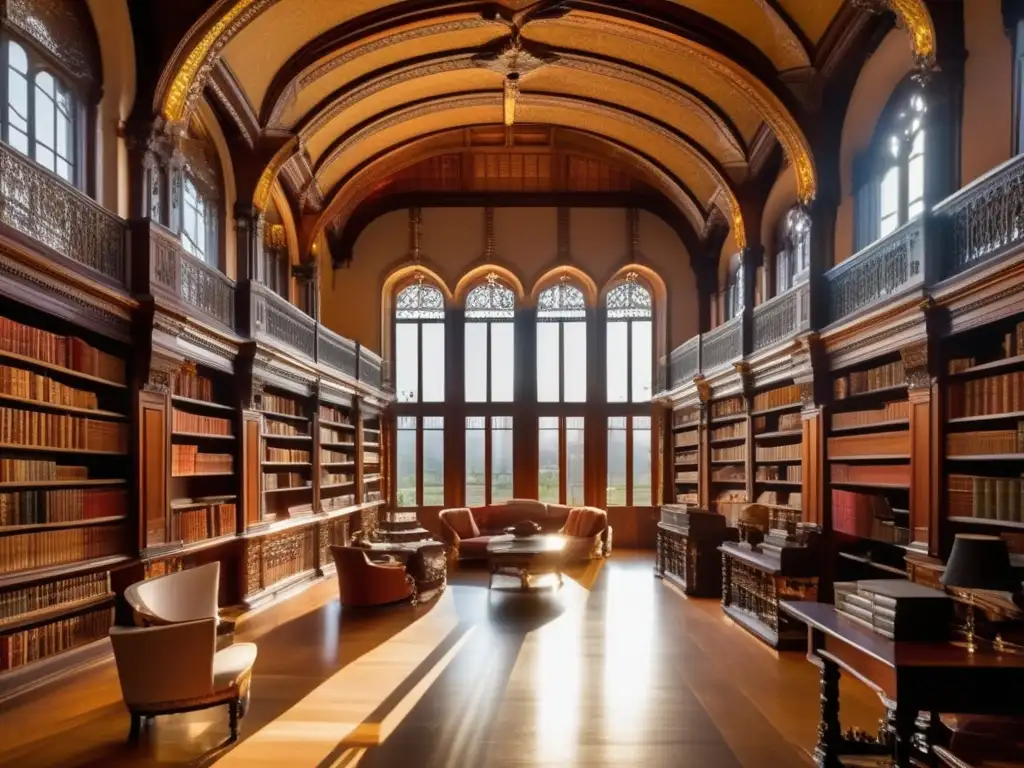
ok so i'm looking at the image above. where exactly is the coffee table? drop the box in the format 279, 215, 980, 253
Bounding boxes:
487, 534, 567, 590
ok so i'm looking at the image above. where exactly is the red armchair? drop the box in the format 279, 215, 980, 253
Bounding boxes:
330, 546, 415, 607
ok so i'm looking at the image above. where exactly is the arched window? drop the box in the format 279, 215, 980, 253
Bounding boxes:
774, 208, 811, 295
464, 274, 515, 403
5, 39, 77, 184
722, 255, 743, 322
179, 120, 223, 269
537, 278, 587, 403
394, 276, 446, 403
606, 273, 653, 403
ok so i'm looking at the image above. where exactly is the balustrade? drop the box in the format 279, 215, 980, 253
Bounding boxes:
318, 325, 359, 379
752, 281, 810, 353
149, 225, 234, 329
250, 281, 317, 360
667, 334, 701, 389
701, 315, 743, 373
358, 346, 384, 389
0, 143, 125, 285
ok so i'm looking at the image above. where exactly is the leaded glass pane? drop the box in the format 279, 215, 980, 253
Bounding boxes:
465, 275, 515, 319
606, 276, 653, 319
538, 281, 586, 319
396, 280, 445, 320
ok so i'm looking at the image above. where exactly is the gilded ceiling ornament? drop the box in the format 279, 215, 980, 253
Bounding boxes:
264, 223, 286, 250
474, 37, 558, 127
254, 136, 299, 213
851, 0, 936, 70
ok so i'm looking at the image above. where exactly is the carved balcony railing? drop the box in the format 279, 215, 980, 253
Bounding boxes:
318, 324, 358, 379
0, 142, 126, 286
752, 281, 810, 353
824, 217, 925, 325
933, 153, 1024, 278
358, 346, 384, 389
149, 225, 235, 329
701, 314, 743, 374
250, 281, 316, 360
666, 334, 702, 390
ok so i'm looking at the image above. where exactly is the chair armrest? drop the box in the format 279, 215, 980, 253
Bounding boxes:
437, 516, 462, 549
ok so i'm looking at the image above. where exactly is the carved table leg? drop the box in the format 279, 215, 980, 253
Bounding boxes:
814, 658, 842, 768
892, 704, 916, 768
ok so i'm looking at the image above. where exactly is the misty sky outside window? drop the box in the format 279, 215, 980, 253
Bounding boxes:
537, 280, 587, 403
395, 278, 445, 404
465, 275, 515, 403
606, 275, 653, 403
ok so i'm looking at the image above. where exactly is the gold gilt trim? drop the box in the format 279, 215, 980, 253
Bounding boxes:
557, 13, 817, 204
852, 0, 937, 69
254, 137, 299, 212
162, 0, 278, 123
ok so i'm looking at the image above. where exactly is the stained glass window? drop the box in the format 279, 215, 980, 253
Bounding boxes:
538, 281, 586, 319
465, 274, 515, 319
396, 279, 445, 320
607, 273, 653, 403
879, 90, 927, 238
606, 274, 653, 319
395, 275, 445, 404
465, 274, 515, 403
538, 278, 587, 403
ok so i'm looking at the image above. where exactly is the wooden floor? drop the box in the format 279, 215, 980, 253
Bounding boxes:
0, 553, 883, 767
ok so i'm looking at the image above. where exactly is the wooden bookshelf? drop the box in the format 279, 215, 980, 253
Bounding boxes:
359, 406, 383, 505
708, 395, 748, 518
260, 387, 313, 522
317, 395, 358, 513
0, 306, 131, 680
750, 383, 803, 517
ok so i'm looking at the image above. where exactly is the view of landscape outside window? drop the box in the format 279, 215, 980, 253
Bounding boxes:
566, 417, 585, 505
607, 416, 627, 506
396, 416, 416, 507
538, 417, 559, 502
633, 416, 652, 505
422, 416, 444, 505
465, 416, 486, 505
491, 416, 513, 502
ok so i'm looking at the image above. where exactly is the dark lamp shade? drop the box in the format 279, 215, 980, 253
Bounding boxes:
941, 534, 1016, 591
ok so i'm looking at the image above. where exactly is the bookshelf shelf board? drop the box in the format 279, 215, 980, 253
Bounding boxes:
711, 460, 745, 465
320, 482, 355, 491
364, 474, 382, 483
760, 504, 802, 512
672, 423, 700, 432
674, 460, 699, 467
830, 481, 909, 490
0, 443, 126, 456
0, 479, 125, 489
170, 495, 237, 510
171, 472, 234, 478
949, 516, 1024, 530
0, 349, 127, 390
170, 395, 235, 413
948, 411, 1024, 424
0, 554, 133, 590
144, 533, 239, 562
833, 384, 908, 402
827, 454, 911, 462
710, 413, 746, 425
830, 419, 910, 434
262, 411, 308, 424
0, 393, 126, 420
710, 436, 747, 447
754, 480, 802, 487
0, 592, 115, 636
263, 485, 313, 494
711, 478, 747, 484
950, 353, 1024, 378
837, 550, 906, 577
674, 479, 699, 485
172, 432, 235, 441
0, 515, 127, 536
321, 441, 356, 449
260, 433, 312, 442
363, 442, 381, 449
946, 454, 1024, 461
754, 430, 803, 440
261, 461, 312, 468
755, 458, 802, 464
321, 461, 356, 468
750, 402, 801, 417
320, 421, 355, 430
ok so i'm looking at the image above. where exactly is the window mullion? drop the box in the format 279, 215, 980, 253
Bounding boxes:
626, 418, 634, 507
559, 416, 567, 506
485, 417, 493, 505
416, 417, 424, 507
26, 61, 35, 161
0, 40, 8, 146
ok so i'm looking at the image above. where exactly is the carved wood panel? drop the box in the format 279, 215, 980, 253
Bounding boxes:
138, 391, 169, 550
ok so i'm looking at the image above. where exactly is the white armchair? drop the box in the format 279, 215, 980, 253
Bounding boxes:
124, 562, 219, 626
109, 618, 257, 742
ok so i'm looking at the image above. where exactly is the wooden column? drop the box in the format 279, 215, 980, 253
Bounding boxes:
696, 377, 711, 509
903, 341, 935, 555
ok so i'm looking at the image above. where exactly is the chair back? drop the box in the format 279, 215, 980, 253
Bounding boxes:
125, 562, 220, 625
109, 619, 216, 707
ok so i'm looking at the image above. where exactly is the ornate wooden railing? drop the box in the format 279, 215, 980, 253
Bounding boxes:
318, 324, 359, 379
752, 281, 810, 352
933, 153, 1024, 278
701, 315, 743, 373
824, 217, 925, 325
149, 225, 235, 329
666, 334, 701, 389
0, 142, 126, 285
250, 281, 317, 360
358, 346, 383, 389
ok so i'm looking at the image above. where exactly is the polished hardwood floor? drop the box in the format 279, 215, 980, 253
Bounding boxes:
0, 553, 883, 767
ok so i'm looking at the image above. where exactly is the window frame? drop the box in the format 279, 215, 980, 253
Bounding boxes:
464, 415, 514, 506
605, 414, 653, 507
464, 274, 516, 404
536, 278, 588, 404
1, 35, 85, 189
394, 276, 446, 405
396, 414, 445, 508
605, 273, 654, 404
537, 414, 586, 506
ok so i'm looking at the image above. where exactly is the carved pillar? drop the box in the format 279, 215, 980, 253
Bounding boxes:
740, 246, 761, 356
124, 119, 176, 224
235, 203, 265, 336
807, 196, 837, 332
695, 376, 711, 509
901, 338, 936, 555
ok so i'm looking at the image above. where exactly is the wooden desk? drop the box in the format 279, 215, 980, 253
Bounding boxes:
781, 601, 1024, 768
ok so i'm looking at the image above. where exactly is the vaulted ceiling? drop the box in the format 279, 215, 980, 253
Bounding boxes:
151, 0, 937, 257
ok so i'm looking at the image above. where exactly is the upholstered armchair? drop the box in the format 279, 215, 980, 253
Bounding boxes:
109, 618, 257, 742
331, 546, 416, 607
124, 562, 220, 626
559, 506, 611, 561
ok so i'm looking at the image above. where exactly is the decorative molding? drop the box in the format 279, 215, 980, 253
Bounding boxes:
5, 0, 98, 81
899, 340, 931, 390
850, 0, 937, 69
207, 60, 259, 148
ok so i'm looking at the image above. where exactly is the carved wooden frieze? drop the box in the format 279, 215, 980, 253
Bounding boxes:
899, 340, 932, 391
4, 0, 99, 82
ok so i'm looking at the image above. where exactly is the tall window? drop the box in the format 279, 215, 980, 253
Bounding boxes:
606, 416, 652, 506
181, 178, 209, 263
774, 208, 810, 296
722, 255, 742, 321
538, 416, 585, 506
606, 273, 653, 403
537, 279, 587, 403
5, 40, 76, 184
465, 416, 513, 505
465, 274, 515, 403
396, 416, 444, 508
395, 277, 446, 403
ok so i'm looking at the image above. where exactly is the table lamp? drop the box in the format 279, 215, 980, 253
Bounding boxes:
940, 534, 1016, 653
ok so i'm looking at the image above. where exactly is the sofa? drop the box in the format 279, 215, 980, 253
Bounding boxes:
439, 499, 611, 562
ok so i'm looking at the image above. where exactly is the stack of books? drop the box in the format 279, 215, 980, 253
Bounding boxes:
834, 579, 952, 641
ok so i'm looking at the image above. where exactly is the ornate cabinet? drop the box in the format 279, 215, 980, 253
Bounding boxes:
655, 505, 735, 597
